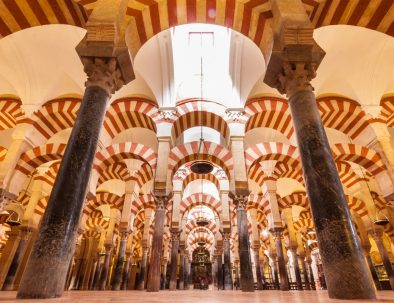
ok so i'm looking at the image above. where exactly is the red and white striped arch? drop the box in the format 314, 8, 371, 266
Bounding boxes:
179, 193, 222, 218
380, 96, 394, 127
279, 192, 309, 210
248, 162, 266, 187
185, 219, 217, 235
83, 192, 125, 216
103, 98, 159, 141
371, 192, 390, 210
294, 211, 314, 232
346, 195, 368, 217
0, 146, 7, 162
83, 230, 101, 239
85, 210, 110, 230
182, 172, 220, 191
247, 194, 269, 212
317, 97, 372, 139
273, 161, 303, 184
244, 142, 299, 171
332, 143, 386, 175
168, 141, 233, 177
130, 194, 156, 216
336, 161, 361, 189
245, 97, 294, 139
132, 163, 154, 189
34, 161, 61, 188
15, 143, 66, 176
0, 98, 24, 130
94, 143, 157, 175
171, 110, 230, 142
34, 196, 49, 217
30, 98, 81, 140
97, 162, 131, 187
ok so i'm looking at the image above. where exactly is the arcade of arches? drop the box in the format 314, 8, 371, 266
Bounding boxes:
0, 1, 393, 302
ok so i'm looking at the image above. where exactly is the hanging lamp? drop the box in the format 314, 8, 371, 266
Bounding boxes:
190, 33, 213, 175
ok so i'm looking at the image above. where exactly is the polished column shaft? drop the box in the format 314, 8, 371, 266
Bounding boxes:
112, 234, 128, 290
271, 229, 289, 291
169, 230, 180, 290
234, 196, 254, 292
372, 231, 394, 289
216, 253, 223, 290
121, 254, 131, 290
137, 248, 148, 290
301, 259, 311, 290
147, 196, 168, 292
99, 245, 113, 290
17, 83, 111, 299
253, 248, 263, 290
291, 250, 303, 290
178, 251, 185, 290
223, 235, 233, 290
2, 227, 32, 290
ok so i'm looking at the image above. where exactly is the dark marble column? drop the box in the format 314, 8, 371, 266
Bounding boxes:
232, 194, 254, 292
17, 56, 129, 299
161, 260, 168, 290
147, 195, 169, 292
307, 261, 316, 290
271, 258, 280, 290
223, 233, 233, 290
178, 249, 185, 290
184, 257, 190, 289
137, 247, 148, 290
252, 248, 263, 290
372, 230, 394, 289
169, 229, 180, 290
212, 255, 218, 288
121, 253, 131, 290
216, 252, 224, 290
270, 229, 289, 291
99, 244, 113, 290
92, 256, 103, 290
291, 249, 303, 290
264, 33, 376, 298
112, 232, 129, 290
2, 226, 32, 290
300, 258, 311, 290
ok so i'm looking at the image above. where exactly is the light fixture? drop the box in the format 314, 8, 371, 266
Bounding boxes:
196, 217, 209, 227
5, 210, 21, 226
190, 33, 213, 175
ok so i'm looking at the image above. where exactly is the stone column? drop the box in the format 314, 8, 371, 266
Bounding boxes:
0, 227, 21, 289
178, 248, 185, 290
112, 232, 129, 290
121, 253, 131, 290
290, 248, 303, 290
223, 232, 233, 290
169, 229, 181, 290
371, 230, 394, 289
184, 256, 190, 289
252, 247, 263, 290
162, 259, 168, 290
92, 255, 103, 290
270, 228, 289, 290
216, 251, 224, 290
264, 2, 376, 298
147, 194, 169, 292
137, 247, 149, 290
17, 53, 132, 299
307, 260, 316, 290
300, 258, 310, 290
231, 193, 254, 292
99, 244, 113, 290
2, 226, 33, 290
362, 244, 381, 290
270, 257, 280, 290
212, 254, 218, 288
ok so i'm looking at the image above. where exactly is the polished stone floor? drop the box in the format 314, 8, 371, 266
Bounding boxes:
0, 290, 393, 303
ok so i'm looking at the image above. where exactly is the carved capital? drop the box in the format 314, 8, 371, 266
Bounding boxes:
153, 192, 172, 210
270, 227, 284, 239
278, 62, 317, 97
222, 232, 231, 241
170, 228, 181, 241
81, 57, 124, 95
229, 192, 249, 211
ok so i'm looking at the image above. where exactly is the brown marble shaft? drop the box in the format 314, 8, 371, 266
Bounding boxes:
289, 90, 376, 299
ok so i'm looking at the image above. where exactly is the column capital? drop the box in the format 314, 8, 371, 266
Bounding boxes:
222, 232, 231, 241
80, 57, 126, 95
170, 228, 181, 240
229, 191, 249, 210
269, 227, 284, 239
153, 192, 172, 210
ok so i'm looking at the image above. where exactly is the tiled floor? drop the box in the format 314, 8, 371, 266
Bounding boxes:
0, 290, 392, 303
